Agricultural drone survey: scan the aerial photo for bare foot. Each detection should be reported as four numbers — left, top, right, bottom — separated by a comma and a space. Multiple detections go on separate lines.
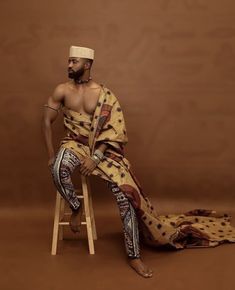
128, 257, 153, 278
69, 202, 83, 233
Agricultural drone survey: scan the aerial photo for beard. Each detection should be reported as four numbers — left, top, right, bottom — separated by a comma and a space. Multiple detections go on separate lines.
68, 67, 85, 80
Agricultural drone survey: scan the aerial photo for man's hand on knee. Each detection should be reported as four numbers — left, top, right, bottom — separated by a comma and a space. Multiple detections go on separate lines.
79, 156, 97, 176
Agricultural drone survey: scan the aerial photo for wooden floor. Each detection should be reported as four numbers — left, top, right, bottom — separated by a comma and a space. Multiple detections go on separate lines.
1, 198, 235, 290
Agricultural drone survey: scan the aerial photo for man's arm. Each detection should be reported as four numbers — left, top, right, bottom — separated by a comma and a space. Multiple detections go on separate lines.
96, 143, 108, 154
41, 84, 65, 163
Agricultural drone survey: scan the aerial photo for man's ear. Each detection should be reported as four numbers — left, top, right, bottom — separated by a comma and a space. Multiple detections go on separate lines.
84, 61, 90, 70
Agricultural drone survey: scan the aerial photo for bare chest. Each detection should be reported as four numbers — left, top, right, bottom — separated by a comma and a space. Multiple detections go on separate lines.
64, 86, 102, 115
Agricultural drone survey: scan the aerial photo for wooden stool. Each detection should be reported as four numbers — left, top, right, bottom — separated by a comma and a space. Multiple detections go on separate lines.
51, 175, 97, 255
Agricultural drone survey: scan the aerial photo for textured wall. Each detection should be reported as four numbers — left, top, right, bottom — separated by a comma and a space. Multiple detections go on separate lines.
1, 0, 235, 206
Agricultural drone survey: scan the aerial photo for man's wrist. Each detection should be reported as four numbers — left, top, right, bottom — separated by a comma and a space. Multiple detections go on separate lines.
96, 143, 108, 154
91, 154, 101, 165
94, 149, 104, 160
91, 143, 108, 165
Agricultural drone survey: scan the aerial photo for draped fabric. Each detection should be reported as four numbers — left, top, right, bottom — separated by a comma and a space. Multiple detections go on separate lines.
59, 84, 235, 249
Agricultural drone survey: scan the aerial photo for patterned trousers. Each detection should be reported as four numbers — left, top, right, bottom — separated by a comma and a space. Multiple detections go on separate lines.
50, 147, 140, 259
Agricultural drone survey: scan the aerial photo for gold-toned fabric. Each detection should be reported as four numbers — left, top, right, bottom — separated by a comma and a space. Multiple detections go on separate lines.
59, 84, 235, 249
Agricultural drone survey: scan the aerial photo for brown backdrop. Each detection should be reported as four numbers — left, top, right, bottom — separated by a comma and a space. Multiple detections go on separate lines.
1, 0, 235, 210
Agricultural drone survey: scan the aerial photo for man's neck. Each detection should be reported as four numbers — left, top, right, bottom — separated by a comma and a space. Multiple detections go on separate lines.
74, 72, 91, 85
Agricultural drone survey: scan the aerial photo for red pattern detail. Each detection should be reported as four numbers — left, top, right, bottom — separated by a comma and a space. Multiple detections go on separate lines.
95, 104, 112, 137
119, 184, 141, 211
184, 209, 215, 217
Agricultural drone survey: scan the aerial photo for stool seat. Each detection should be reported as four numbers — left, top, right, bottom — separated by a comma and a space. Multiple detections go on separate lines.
51, 175, 97, 255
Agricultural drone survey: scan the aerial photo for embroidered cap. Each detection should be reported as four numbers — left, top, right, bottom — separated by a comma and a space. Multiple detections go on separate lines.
69, 45, 94, 60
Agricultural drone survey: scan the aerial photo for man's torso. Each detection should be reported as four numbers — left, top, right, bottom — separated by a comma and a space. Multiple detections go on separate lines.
61, 80, 103, 116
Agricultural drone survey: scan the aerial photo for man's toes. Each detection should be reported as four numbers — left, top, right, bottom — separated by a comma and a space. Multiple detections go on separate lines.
147, 270, 153, 277
69, 222, 80, 233
141, 264, 153, 277
134, 266, 151, 278
140, 269, 153, 278
70, 225, 77, 233
141, 268, 153, 278
71, 227, 80, 233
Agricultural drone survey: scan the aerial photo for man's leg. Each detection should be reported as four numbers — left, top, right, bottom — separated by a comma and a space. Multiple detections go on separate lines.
107, 180, 140, 258
106, 181, 153, 278
50, 147, 83, 232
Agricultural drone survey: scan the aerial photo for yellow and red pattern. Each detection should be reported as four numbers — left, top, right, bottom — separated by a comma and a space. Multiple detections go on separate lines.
59, 84, 235, 249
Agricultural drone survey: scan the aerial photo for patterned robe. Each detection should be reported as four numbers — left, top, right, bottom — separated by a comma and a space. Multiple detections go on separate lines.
59, 84, 235, 249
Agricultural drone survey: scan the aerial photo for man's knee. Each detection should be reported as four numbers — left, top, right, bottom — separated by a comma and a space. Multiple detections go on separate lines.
107, 182, 121, 193
49, 150, 68, 179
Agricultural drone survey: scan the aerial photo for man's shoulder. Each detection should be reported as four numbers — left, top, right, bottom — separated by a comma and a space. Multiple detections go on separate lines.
54, 81, 77, 96
54, 81, 70, 92
90, 80, 102, 89
103, 86, 118, 102
99, 84, 115, 96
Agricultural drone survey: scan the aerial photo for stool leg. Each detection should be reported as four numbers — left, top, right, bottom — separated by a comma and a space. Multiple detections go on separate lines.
59, 198, 65, 240
51, 191, 61, 255
81, 175, 95, 254
87, 179, 97, 240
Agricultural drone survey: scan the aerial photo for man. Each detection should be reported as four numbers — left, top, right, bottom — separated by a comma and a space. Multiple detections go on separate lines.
42, 45, 235, 279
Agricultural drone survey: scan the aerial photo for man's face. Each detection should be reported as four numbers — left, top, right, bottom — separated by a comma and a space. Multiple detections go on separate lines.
67, 57, 86, 79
